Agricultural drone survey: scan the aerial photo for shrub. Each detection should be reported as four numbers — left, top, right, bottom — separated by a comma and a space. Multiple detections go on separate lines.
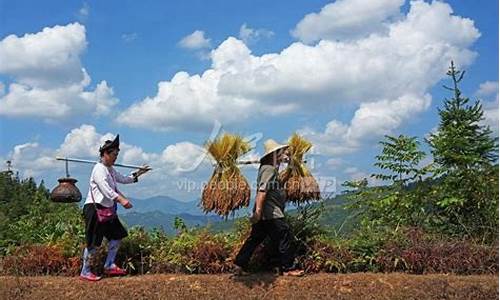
375, 228, 499, 275
0, 244, 80, 276
150, 228, 232, 274
297, 238, 353, 273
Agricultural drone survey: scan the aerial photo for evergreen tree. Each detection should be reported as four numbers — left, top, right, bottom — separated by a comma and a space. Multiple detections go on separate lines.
427, 61, 498, 171
426, 61, 498, 239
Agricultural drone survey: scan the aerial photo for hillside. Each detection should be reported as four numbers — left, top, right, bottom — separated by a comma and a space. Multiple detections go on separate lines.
121, 211, 222, 234
123, 196, 203, 215
210, 193, 359, 234
119, 193, 358, 234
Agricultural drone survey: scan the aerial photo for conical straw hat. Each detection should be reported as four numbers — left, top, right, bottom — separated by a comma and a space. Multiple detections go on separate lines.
260, 139, 289, 162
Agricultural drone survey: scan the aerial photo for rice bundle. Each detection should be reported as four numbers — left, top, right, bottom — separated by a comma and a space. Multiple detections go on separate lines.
201, 134, 251, 217
280, 133, 321, 204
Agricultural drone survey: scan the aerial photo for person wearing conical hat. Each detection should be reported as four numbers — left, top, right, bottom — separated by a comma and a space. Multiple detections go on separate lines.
80, 135, 150, 281
234, 139, 304, 277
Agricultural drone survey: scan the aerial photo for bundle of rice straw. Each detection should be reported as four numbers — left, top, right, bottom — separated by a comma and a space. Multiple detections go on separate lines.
201, 133, 251, 217
280, 133, 321, 204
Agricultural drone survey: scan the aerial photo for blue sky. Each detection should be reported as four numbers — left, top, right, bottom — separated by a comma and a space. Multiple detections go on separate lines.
0, 0, 498, 202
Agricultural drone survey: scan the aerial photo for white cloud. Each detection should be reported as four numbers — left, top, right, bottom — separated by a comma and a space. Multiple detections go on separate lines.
6, 124, 213, 200
239, 23, 274, 44
56, 124, 111, 158
161, 142, 209, 174
118, 0, 479, 139
117, 68, 254, 131
9, 142, 58, 178
78, 2, 90, 20
475, 81, 499, 134
0, 23, 119, 120
56, 124, 161, 166
476, 81, 499, 97
325, 158, 344, 170
301, 94, 432, 155
178, 30, 211, 50
292, 0, 404, 43
0, 23, 86, 87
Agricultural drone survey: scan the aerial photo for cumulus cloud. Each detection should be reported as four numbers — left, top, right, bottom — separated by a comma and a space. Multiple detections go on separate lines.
117, 68, 255, 131
118, 1, 479, 135
56, 124, 112, 158
0, 23, 86, 87
475, 81, 499, 134
161, 142, 209, 174
239, 23, 274, 44
0, 23, 118, 120
292, 0, 404, 43
55, 125, 199, 172
477, 81, 499, 98
178, 30, 211, 50
9, 142, 59, 178
300, 93, 432, 155
6, 124, 212, 199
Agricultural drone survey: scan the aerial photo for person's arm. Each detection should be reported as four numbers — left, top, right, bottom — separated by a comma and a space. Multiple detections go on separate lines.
94, 167, 132, 208
250, 166, 274, 223
114, 165, 150, 184
113, 169, 136, 184
116, 191, 132, 209
250, 191, 266, 224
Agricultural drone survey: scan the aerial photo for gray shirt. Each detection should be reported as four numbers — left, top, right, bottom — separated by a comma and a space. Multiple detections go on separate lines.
256, 164, 286, 220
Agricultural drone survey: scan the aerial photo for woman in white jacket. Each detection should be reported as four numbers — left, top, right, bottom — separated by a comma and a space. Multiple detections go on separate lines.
80, 135, 149, 281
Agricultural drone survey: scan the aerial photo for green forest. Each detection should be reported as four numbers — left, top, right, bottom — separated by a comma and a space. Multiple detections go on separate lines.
0, 62, 497, 276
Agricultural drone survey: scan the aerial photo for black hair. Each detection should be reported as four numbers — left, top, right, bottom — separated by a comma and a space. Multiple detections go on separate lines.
99, 140, 118, 157
260, 154, 275, 166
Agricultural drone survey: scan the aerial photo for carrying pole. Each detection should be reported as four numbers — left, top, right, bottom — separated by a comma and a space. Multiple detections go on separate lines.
55, 157, 152, 170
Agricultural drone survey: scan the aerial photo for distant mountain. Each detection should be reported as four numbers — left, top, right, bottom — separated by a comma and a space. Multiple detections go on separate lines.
210, 193, 360, 234
118, 194, 360, 235
121, 211, 223, 235
120, 195, 204, 215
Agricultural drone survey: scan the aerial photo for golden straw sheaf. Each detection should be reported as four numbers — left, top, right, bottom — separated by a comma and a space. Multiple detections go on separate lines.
280, 133, 321, 204
201, 133, 251, 217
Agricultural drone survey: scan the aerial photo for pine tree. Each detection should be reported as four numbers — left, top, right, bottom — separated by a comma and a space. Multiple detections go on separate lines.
427, 61, 498, 172
426, 61, 498, 239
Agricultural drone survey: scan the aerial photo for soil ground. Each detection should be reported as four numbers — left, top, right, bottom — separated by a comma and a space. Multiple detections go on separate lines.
0, 273, 497, 300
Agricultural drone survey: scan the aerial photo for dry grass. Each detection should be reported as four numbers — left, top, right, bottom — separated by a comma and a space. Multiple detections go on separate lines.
280, 133, 321, 204
1, 273, 497, 300
201, 134, 251, 217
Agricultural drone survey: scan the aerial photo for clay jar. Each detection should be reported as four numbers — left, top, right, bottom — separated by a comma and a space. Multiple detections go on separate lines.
50, 177, 82, 203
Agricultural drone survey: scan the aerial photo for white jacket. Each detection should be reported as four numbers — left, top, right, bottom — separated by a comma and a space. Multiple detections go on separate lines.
84, 163, 136, 207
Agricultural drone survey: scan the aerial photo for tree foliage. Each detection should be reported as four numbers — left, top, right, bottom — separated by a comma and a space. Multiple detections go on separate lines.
372, 135, 427, 186
343, 62, 498, 241
426, 61, 498, 240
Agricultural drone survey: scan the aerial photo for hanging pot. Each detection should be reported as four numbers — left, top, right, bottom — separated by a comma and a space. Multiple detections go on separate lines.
50, 177, 82, 203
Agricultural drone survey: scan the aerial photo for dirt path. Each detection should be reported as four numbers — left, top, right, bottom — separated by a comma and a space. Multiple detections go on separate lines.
1, 273, 497, 300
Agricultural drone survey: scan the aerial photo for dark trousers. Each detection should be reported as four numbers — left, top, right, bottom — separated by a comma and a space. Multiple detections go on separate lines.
235, 218, 295, 271
83, 203, 128, 248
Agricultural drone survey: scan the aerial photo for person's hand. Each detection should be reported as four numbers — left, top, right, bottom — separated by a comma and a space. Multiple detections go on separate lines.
250, 212, 261, 224
133, 165, 151, 178
121, 199, 133, 209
